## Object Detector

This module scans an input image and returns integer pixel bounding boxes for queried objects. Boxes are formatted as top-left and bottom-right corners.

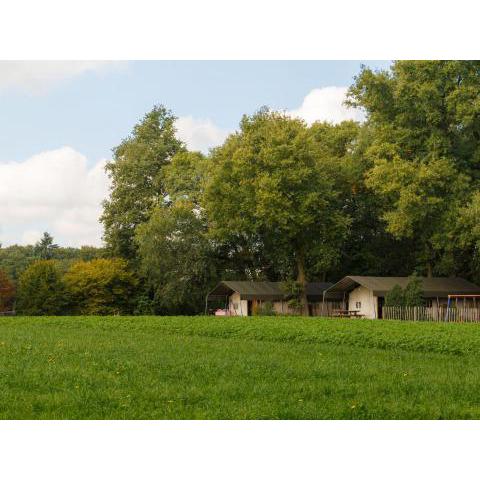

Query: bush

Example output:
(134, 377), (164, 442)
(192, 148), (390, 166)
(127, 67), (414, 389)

(384, 274), (424, 307)
(133, 293), (156, 315)
(254, 301), (276, 316)
(403, 274), (424, 307)
(282, 280), (304, 314)
(16, 260), (66, 315)
(64, 258), (138, 315)
(385, 284), (404, 306)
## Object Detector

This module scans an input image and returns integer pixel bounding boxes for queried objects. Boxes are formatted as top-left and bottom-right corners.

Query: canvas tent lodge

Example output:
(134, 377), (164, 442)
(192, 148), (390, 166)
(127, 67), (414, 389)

(324, 276), (480, 319)
(206, 281), (342, 316)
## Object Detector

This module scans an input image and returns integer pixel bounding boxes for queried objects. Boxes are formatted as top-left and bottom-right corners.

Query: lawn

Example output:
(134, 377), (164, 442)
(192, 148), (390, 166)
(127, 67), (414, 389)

(1, 315), (480, 419)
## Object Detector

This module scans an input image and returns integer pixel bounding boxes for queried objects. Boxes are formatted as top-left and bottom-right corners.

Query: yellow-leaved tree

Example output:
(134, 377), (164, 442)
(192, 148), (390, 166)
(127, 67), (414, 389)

(64, 258), (137, 315)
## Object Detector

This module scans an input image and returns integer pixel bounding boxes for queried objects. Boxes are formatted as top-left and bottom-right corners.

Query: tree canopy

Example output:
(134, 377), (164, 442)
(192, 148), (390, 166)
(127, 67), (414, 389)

(136, 200), (216, 314)
(348, 60), (480, 277)
(101, 106), (185, 259)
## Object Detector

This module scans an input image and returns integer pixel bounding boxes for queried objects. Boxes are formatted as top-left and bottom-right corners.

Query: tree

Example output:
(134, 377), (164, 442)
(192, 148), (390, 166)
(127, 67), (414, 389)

(16, 260), (66, 315)
(365, 156), (469, 277)
(384, 284), (404, 306)
(134, 148), (222, 314)
(63, 258), (138, 315)
(456, 191), (480, 282)
(204, 109), (351, 314)
(384, 275), (424, 307)
(0, 243), (105, 284)
(347, 61), (480, 175)
(323, 123), (419, 279)
(34, 232), (59, 259)
(101, 105), (185, 259)
(0, 269), (15, 313)
(135, 200), (217, 314)
(281, 280), (304, 314)
(347, 61), (479, 276)
(403, 275), (424, 307)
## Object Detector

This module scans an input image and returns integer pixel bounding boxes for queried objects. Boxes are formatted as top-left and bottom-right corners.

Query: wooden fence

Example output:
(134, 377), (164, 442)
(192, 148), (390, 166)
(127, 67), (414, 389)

(383, 305), (480, 323)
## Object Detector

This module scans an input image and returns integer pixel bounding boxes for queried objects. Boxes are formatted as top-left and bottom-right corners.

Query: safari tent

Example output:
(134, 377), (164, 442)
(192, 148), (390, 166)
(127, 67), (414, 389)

(323, 276), (480, 319)
(206, 280), (341, 316)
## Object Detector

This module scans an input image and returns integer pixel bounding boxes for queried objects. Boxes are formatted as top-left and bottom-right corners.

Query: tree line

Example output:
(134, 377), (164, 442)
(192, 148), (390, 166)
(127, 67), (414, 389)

(2, 61), (480, 315)
(0, 233), (133, 315)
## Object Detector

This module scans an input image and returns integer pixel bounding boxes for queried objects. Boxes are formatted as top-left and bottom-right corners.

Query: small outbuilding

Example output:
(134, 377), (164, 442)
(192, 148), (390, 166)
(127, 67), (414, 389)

(324, 276), (480, 319)
(206, 280), (341, 316)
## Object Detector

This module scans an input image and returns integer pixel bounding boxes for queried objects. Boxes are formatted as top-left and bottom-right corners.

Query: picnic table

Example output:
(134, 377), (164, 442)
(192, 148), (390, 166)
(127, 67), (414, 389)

(332, 309), (364, 318)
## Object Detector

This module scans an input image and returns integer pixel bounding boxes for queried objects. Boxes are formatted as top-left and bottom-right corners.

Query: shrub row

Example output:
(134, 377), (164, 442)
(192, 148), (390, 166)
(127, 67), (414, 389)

(14, 258), (138, 315)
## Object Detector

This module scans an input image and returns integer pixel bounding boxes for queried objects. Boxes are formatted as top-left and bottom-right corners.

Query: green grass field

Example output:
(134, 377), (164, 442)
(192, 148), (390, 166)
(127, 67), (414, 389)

(2, 315), (480, 419)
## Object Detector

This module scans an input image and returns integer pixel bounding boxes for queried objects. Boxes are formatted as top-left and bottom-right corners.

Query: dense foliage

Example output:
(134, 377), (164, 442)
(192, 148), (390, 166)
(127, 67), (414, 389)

(347, 61), (480, 277)
(101, 106), (185, 259)
(136, 200), (215, 314)
(384, 275), (424, 307)
(63, 258), (138, 315)
(0, 240), (105, 282)
(16, 260), (67, 315)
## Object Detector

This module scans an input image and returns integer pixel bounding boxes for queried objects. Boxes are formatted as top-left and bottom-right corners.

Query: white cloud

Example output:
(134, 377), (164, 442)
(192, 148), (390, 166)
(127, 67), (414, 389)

(0, 147), (110, 247)
(0, 61), (123, 94)
(176, 116), (230, 153)
(288, 86), (364, 125)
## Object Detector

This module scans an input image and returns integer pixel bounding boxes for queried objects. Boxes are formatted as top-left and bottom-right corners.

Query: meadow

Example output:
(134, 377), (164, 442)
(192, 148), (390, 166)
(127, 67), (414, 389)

(1, 315), (480, 419)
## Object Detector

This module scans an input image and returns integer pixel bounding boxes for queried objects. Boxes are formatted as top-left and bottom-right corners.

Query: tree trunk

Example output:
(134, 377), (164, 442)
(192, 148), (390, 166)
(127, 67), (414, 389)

(426, 262), (433, 278)
(425, 243), (434, 278)
(296, 249), (309, 316)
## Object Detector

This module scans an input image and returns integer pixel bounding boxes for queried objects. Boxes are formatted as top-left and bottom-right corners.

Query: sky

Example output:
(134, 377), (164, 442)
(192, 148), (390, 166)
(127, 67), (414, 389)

(0, 60), (391, 248)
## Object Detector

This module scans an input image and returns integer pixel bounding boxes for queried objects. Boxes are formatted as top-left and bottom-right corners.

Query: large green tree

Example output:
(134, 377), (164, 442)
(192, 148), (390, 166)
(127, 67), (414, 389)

(163, 150), (207, 206)
(308, 121), (416, 278)
(348, 61), (480, 173)
(366, 156), (469, 276)
(204, 109), (351, 314)
(136, 200), (216, 314)
(101, 106), (185, 259)
(455, 191), (480, 282)
(134, 149), (222, 314)
(347, 61), (480, 276)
